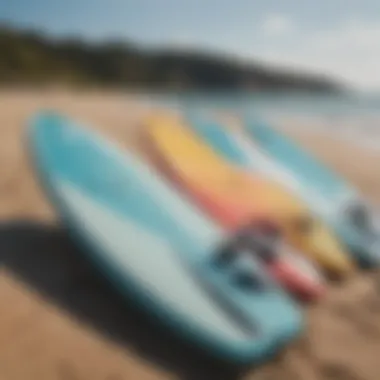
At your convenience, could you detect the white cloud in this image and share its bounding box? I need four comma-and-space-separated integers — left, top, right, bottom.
255, 19, 380, 90
312, 19, 380, 52
260, 14, 294, 36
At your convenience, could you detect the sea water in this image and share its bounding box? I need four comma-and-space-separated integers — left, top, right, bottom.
139, 91, 380, 152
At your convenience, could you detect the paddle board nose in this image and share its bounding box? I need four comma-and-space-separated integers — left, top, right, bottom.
227, 219, 324, 301
238, 219, 324, 300
308, 224, 356, 279
268, 250, 325, 301
338, 202, 380, 267
281, 212, 355, 279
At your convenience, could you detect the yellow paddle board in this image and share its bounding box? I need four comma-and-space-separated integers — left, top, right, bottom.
144, 113, 354, 278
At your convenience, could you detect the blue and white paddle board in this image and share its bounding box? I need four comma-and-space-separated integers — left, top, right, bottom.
243, 117, 380, 267
27, 112, 303, 364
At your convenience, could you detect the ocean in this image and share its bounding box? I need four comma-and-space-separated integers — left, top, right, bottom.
139, 91, 380, 152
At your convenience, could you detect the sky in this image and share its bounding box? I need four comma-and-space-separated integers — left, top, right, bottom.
2, 0, 380, 90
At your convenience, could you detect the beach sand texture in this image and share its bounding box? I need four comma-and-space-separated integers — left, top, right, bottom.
0, 90, 380, 380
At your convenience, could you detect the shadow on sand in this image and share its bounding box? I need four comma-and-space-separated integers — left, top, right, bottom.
0, 220, 253, 380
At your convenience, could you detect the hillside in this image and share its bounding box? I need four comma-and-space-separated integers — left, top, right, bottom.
0, 25, 341, 92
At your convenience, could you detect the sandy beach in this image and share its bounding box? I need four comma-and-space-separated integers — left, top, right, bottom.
1, 89, 380, 380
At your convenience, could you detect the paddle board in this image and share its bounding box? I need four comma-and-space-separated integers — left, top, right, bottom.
243, 117, 380, 267
143, 116, 325, 300
27, 112, 303, 364
144, 114, 351, 283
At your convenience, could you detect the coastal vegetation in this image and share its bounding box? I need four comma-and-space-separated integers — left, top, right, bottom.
0, 25, 340, 92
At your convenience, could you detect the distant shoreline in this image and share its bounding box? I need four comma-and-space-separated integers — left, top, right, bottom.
0, 24, 342, 93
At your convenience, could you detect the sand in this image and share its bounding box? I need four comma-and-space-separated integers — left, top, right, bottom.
0, 89, 380, 380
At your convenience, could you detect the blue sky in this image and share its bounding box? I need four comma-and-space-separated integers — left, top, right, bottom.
2, 0, 380, 89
